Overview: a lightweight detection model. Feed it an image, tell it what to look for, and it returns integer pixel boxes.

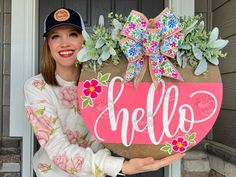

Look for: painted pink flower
[53,154,69,171]
[172,137,188,152]
[32,79,45,90]
[58,86,77,108]
[83,79,102,99]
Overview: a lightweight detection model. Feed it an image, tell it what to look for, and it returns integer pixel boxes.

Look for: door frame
[10,0,194,176]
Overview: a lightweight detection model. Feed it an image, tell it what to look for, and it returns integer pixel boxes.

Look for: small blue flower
[128,48,138,57]
[168,18,177,28]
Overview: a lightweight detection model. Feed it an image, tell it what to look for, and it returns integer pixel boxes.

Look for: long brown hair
[41,38,59,86]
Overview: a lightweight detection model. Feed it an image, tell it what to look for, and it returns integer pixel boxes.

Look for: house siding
[0,0,11,136]
[212,0,236,149]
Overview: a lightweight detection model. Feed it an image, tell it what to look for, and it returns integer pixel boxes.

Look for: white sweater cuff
[103,156,125,177]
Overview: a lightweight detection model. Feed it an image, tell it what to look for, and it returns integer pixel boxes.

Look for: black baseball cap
[43,8,84,37]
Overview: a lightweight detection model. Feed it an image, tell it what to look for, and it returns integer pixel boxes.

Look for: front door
[38,0,164,176]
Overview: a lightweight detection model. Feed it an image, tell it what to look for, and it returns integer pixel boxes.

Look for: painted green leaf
[97,72,102,81]
[160,142,172,154]
[187,132,196,143]
[98,73,111,86]
[81,96,92,109]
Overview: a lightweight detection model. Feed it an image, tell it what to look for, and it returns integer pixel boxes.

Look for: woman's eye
[70,32,79,37]
[50,34,60,40]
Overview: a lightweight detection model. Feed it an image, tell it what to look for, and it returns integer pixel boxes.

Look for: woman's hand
[121,153,185,175]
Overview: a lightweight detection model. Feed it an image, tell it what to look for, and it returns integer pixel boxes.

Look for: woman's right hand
[121,153,185,175]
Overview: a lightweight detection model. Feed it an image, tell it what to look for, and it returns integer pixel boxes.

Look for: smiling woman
[22,7,184,177]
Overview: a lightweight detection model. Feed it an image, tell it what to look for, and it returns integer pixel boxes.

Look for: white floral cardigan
[24,74,124,177]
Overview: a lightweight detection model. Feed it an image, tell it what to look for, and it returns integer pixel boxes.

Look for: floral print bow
[119,8,184,88]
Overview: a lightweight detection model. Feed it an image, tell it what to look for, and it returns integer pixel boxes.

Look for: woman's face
[47,25,83,69]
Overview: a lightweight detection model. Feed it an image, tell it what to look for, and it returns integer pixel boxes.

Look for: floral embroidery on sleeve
[32,79,46,91]
[65,130,95,147]
[38,163,52,173]
[53,153,84,175]
[25,106,58,147]
[58,86,78,112]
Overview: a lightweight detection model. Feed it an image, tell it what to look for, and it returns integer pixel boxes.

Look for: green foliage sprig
[77,12,228,76]
[177,15,228,75]
[77,13,127,71]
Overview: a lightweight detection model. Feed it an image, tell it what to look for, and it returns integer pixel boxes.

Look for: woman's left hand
[121,153,185,175]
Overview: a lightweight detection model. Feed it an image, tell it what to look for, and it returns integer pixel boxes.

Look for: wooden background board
[79,55,222,159]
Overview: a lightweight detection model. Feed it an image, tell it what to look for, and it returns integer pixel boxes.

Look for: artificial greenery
[177,15,228,75]
[77,12,228,75]
[77,13,127,71]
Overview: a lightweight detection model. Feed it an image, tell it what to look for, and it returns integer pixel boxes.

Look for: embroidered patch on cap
[54,8,70,22]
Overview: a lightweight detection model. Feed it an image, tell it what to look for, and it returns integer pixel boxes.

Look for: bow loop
[121,10,149,42]
[119,8,184,88]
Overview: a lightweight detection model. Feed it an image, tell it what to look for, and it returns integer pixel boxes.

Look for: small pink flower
[171,42,176,47]
[172,137,188,152]
[36,129,50,147]
[172,72,178,78]
[65,130,80,144]
[168,49,173,55]
[58,86,77,108]
[38,163,51,173]
[128,22,136,29]
[32,80,45,90]
[155,21,162,29]
[159,67,165,74]
[72,154,84,170]
[141,20,147,27]
[53,154,69,171]
[25,106,35,121]
[83,79,102,99]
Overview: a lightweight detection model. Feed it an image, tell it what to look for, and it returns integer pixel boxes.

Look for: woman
[24,7,184,177]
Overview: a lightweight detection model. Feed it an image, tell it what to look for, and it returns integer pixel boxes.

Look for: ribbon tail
[161,55,183,81]
[134,57,148,88]
[149,57,161,88]
[123,62,137,82]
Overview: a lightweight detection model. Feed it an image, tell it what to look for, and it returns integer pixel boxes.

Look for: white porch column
[164,1,194,177]
[10,0,38,177]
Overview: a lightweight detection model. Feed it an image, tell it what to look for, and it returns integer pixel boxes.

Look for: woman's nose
[60,37,70,47]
